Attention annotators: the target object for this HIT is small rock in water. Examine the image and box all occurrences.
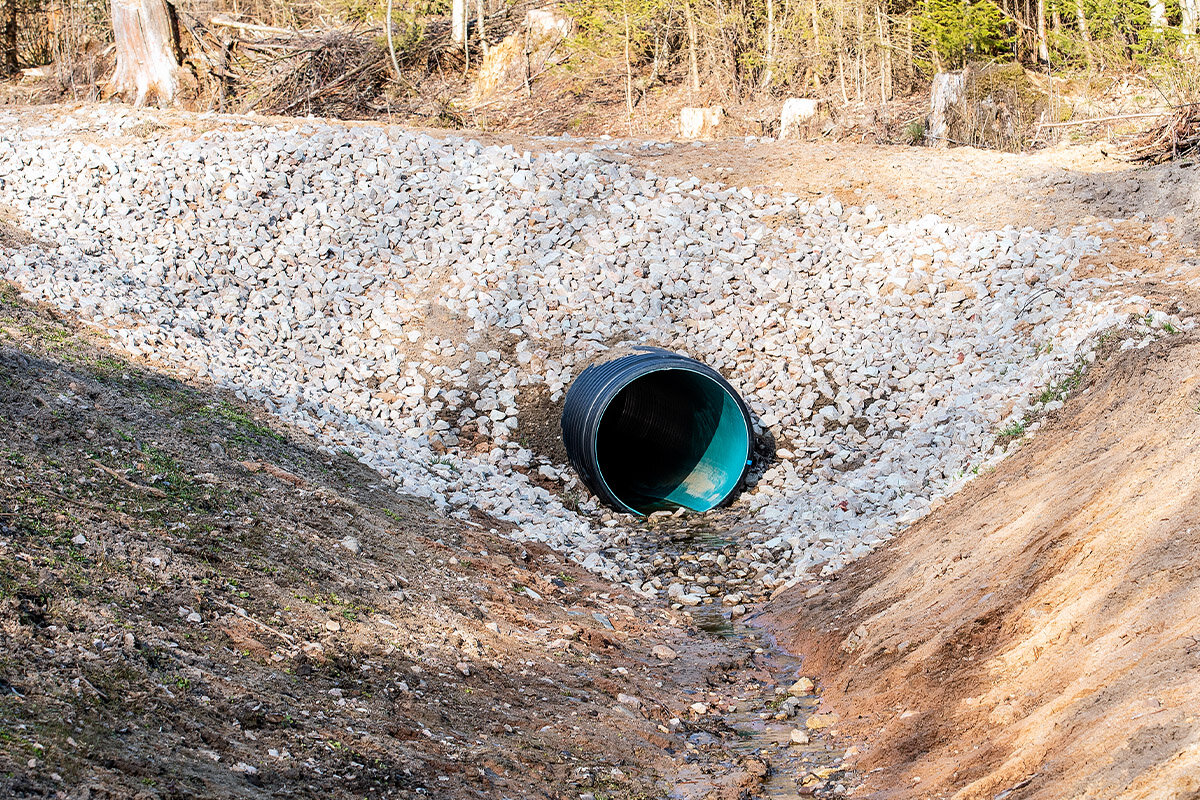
[787,677,815,696]
[789,728,811,745]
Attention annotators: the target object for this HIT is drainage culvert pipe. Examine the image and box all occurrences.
[561,347,754,516]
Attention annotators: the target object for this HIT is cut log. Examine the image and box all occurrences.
[927,71,965,147]
[679,106,723,140]
[779,98,819,140]
[109,0,180,107]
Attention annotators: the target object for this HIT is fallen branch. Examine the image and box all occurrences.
[210,15,296,37]
[240,460,307,487]
[1040,111,1166,129]
[217,600,297,645]
[94,463,169,498]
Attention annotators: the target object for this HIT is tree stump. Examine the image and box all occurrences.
[108,0,180,107]
[779,98,819,140]
[679,106,723,140]
[927,71,966,148]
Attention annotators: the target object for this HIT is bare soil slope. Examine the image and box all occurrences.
[0,284,764,800]
[766,330,1200,799]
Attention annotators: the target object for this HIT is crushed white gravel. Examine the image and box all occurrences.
[0,107,1188,597]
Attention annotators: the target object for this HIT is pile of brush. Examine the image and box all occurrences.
[176,2,537,120]
[177,16,394,118]
[1120,103,1200,164]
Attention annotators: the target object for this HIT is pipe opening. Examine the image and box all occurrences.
[594,368,750,515]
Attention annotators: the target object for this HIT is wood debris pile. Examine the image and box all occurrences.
[1120,104,1200,164]
[178,17,392,118]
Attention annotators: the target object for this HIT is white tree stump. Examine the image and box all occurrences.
[928,72,965,148]
[779,98,819,140]
[109,0,179,107]
[679,106,723,140]
[471,7,573,101]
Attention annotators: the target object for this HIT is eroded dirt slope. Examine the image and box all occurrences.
[0,284,767,800]
[766,331,1200,799]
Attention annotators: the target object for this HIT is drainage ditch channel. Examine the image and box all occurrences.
[562,349,853,795]
[651,528,854,799]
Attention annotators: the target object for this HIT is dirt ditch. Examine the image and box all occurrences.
[0,286,830,799]
[5,104,1200,799]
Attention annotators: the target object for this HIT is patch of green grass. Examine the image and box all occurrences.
[208,401,284,445]
[429,455,458,472]
[1035,354,1089,406]
[87,355,126,380]
[905,119,927,145]
[134,379,198,409]
[293,590,373,618]
[997,419,1027,439]
[142,446,200,501]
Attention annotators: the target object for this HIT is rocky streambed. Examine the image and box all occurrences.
[0,106,1189,605]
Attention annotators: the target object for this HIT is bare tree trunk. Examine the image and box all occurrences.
[476,0,487,55]
[877,3,891,102]
[1150,0,1166,28]
[385,0,403,84]
[809,0,822,88]
[1183,0,1198,36]
[683,0,700,91]
[451,0,466,45]
[623,4,633,118]
[905,14,913,84]
[855,0,865,101]
[761,0,775,88]
[928,71,964,147]
[1036,0,1049,62]
[109,0,179,107]
[2,0,17,77]
[1075,0,1094,69]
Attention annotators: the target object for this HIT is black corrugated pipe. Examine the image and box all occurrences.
[560,347,754,516]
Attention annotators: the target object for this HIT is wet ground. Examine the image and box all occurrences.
[633,524,854,798]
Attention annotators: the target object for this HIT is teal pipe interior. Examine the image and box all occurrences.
[594,369,750,514]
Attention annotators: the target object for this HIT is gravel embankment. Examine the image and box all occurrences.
[0,107,1183,599]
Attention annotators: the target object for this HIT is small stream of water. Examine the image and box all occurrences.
[646,526,852,799]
